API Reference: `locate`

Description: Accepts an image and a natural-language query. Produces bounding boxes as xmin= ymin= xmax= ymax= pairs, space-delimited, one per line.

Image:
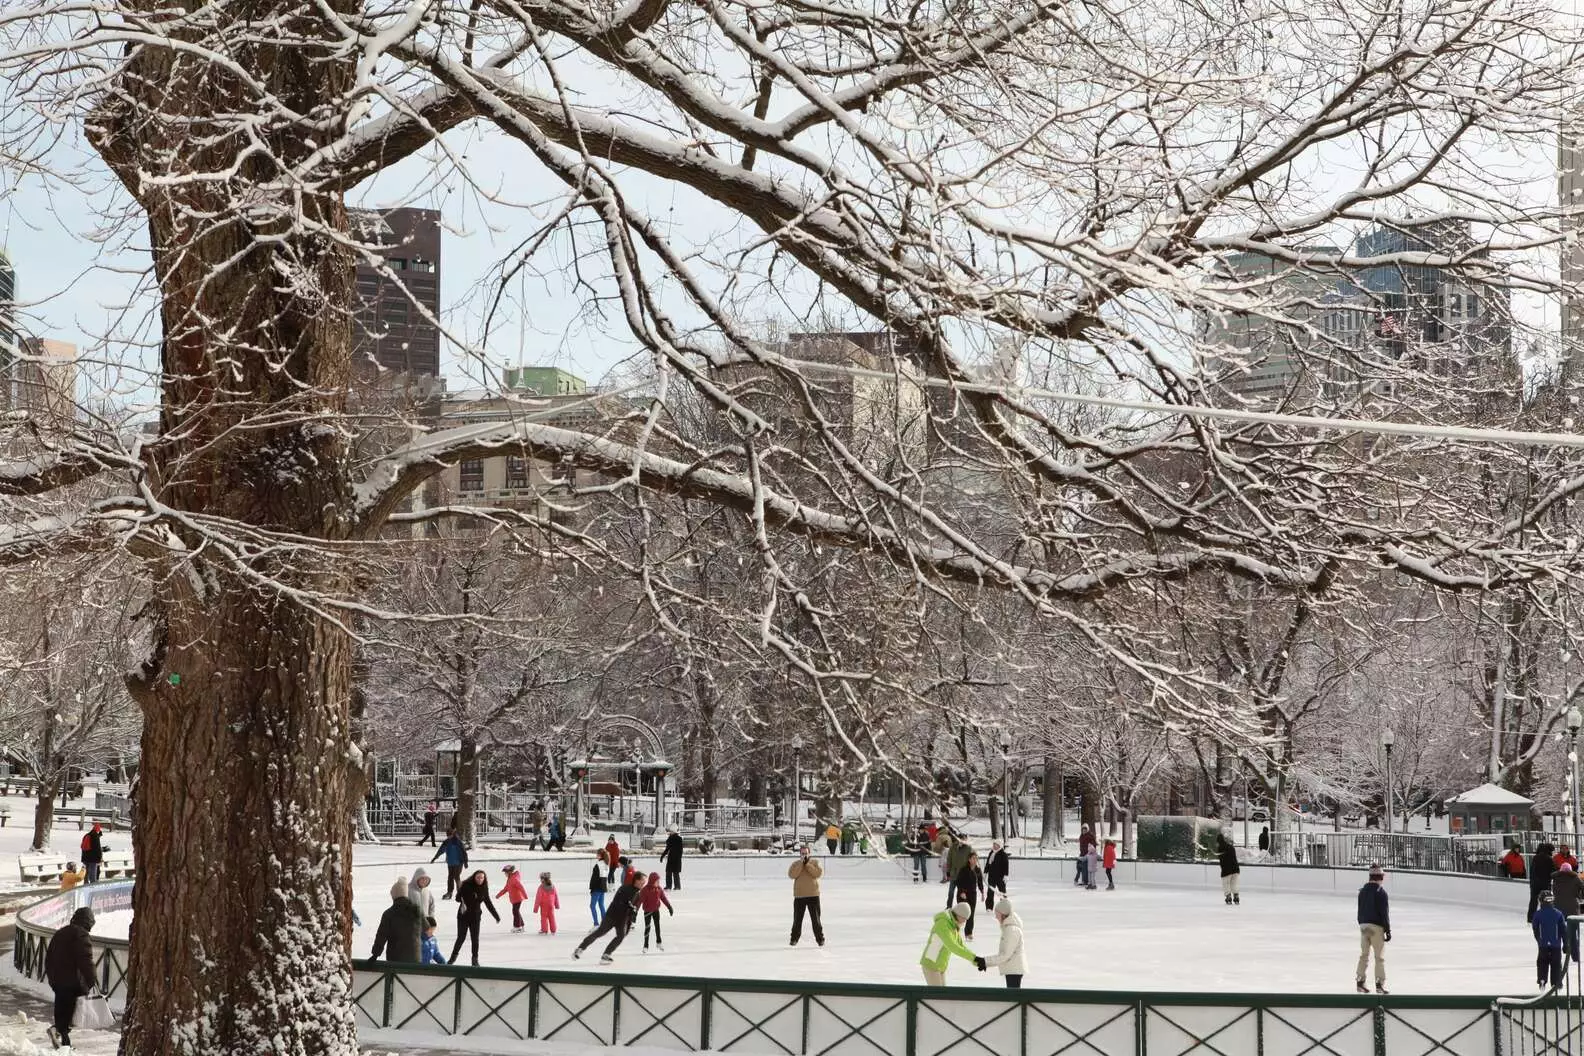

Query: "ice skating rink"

xmin=316 ymin=847 xmax=1539 ymax=995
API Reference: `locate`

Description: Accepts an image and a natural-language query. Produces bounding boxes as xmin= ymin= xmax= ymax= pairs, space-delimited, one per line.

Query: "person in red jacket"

xmin=604 ymin=835 xmax=622 ymax=884
xmin=1558 ymin=845 xmax=1580 ymax=872
xmin=1503 ymin=846 xmax=1528 ymax=879
xmin=640 ymin=872 xmax=675 ymax=951
xmin=533 ymin=871 xmax=560 ymax=934
xmin=1102 ymin=839 xmax=1118 ymax=890
xmin=497 ymin=864 xmax=530 ymax=933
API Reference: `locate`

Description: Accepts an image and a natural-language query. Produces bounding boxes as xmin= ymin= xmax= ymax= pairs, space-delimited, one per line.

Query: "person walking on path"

xmin=1075 ymin=825 xmax=1095 ymax=888
xmin=45 ymin=906 xmax=97 ymax=1050
xmin=1530 ymin=842 xmax=1557 ymax=923
xmin=840 ymin=819 xmax=857 ymax=855
xmin=825 ymin=821 xmax=840 ymax=855
xmin=663 ymin=827 xmax=685 ymax=890
xmin=432 ymin=828 xmax=469 ymax=899
xmin=418 ymin=802 xmax=438 ymax=847
xmin=1102 ymin=840 xmax=1118 ymax=890
xmin=640 ymin=872 xmax=675 ymax=950
xmin=589 ymin=853 xmax=609 ymax=925
xmin=907 ymin=825 xmax=931 ymax=883
xmin=498 ymin=864 xmax=530 ymax=933
xmin=80 ymin=823 xmax=105 ymax=884
xmin=450 ymin=869 xmax=502 ymax=966
xmin=548 ymin=814 xmax=565 ymax=852
xmin=1554 ymin=862 xmax=1582 ymax=965
xmin=575 ymin=872 xmax=642 ymax=963
xmin=408 ymin=867 xmax=437 ymax=927
xmin=1258 ymin=825 xmax=1270 ymax=852
xmin=977 ymin=897 xmax=1028 ymax=988
xmin=534 ymin=871 xmax=560 ymax=934
xmin=788 ymin=843 xmax=826 ymax=947
xmin=954 ymin=851 xmax=986 ymax=939
xmin=919 ymin=902 xmax=977 ymax=985
xmin=1504 ymin=845 xmax=1528 ymax=880
xmin=1219 ymin=835 xmax=1241 ymax=905
xmin=985 ymin=842 xmax=1010 ymax=906
xmin=529 ymin=804 xmax=547 ymax=850
xmin=945 ymin=835 xmax=973 ymax=909
xmin=1536 ymin=891 xmax=1568 ymax=990
xmin=603 ymin=835 xmax=622 ymax=885
xmin=372 ymin=877 xmax=423 ymax=963
xmin=1356 ymin=865 xmax=1391 ymax=994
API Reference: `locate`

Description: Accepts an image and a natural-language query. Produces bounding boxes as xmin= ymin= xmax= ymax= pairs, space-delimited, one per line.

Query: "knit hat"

xmin=950 ymin=902 xmax=972 ymax=921
xmin=503 ymin=864 xmax=517 ymax=874
xmin=1565 ymin=863 xmax=1576 ymax=873
xmin=539 ymin=871 xmax=552 ymax=882
xmin=1368 ymin=866 xmax=1384 ymax=881
xmin=1544 ymin=890 xmax=1557 ymax=903
xmin=994 ymin=897 xmax=1014 ymax=918
xmin=391 ymin=877 xmax=409 ymax=900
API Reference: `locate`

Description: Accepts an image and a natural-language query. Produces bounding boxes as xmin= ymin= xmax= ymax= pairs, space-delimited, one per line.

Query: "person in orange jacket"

xmin=1503 ymin=846 xmax=1528 ymax=880
xmin=497 ymin=864 xmax=530 ymax=933
xmin=1558 ymin=845 xmax=1580 ymax=873
xmin=533 ymin=871 xmax=560 ymax=934
xmin=1102 ymin=839 xmax=1119 ymax=890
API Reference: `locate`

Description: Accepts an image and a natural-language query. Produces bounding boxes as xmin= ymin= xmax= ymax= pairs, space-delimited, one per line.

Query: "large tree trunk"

xmin=455 ymin=736 xmax=480 ymax=844
xmin=32 ymin=772 xmax=59 ymax=854
xmin=1041 ymin=757 xmax=1062 ymax=846
xmin=87 ymin=4 xmax=362 ymax=1049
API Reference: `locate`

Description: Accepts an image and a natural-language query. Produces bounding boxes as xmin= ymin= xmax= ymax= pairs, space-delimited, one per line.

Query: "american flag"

xmin=1376 ymin=313 xmax=1403 ymax=338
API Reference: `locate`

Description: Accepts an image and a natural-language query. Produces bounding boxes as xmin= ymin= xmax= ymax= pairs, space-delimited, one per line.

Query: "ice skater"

xmin=1356 ymin=865 xmax=1390 ymax=994
xmin=575 ymin=872 xmax=642 ymax=963
xmin=1075 ymin=824 xmax=1095 ymax=887
xmin=408 ymin=867 xmax=437 ymax=927
xmin=1555 ymin=862 xmax=1581 ymax=965
xmin=985 ymin=841 xmax=1009 ymax=906
xmin=421 ymin=923 xmax=446 ymax=965
xmin=1084 ymin=842 xmax=1100 ymax=891
xmin=788 ymin=843 xmax=826 ymax=946
xmin=1529 ymin=842 xmax=1557 ymax=923
xmin=418 ymin=802 xmax=438 ymax=847
xmin=908 ymin=824 xmax=931 ymax=883
xmin=603 ymin=835 xmax=622 ymax=884
xmin=535 ymin=871 xmax=560 ymax=934
xmin=498 ymin=864 xmax=530 ymax=933
xmin=589 ymin=852 xmax=609 ymax=925
xmin=1218 ymin=834 xmax=1241 ymax=905
xmin=954 ymin=851 xmax=985 ymax=939
xmin=641 ymin=872 xmax=674 ymax=950
xmin=1103 ymin=839 xmax=1117 ymax=890
xmin=432 ymin=828 xmax=469 ymax=900
xmin=663 ymin=827 xmax=685 ymax=889
xmin=976 ymin=896 xmax=1027 ymax=988
xmin=919 ymin=902 xmax=977 ymax=985
xmin=450 ymin=869 xmax=501 ymax=966
xmin=945 ymin=835 xmax=973 ymax=908
xmin=1536 ymin=891 xmax=1567 ymax=990
xmin=372 ymin=877 xmax=423 ymax=963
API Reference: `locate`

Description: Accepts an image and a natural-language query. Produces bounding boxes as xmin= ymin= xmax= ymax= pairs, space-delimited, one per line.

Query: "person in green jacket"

xmin=920 ymin=903 xmax=978 ymax=984
xmin=945 ymin=835 xmax=974 ymax=908
xmin=841 ymin=820 xmax=857 ymax=855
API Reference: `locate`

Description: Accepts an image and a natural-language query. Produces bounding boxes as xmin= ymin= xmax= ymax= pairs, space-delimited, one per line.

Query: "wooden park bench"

xmin=17 ymin=857 xmax=70 ymax=885
xmin=100 ymin=853 xmax=136 ymax=879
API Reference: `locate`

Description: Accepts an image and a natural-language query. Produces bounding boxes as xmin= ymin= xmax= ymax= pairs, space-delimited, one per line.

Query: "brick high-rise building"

xmin=350 ymin=207 xmax=442 ymax=378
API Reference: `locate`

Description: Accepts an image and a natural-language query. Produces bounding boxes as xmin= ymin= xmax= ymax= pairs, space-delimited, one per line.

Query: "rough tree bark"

xmin=1041 ymin=757 xmax=1062 ymax=846
xmin=85 ymin=3 xmax=363 ymax=1051
xmin=455 ymin=736 xmax=480 ymax=844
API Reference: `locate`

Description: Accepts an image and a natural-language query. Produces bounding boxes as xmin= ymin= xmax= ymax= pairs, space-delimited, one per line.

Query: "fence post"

xmin=528 ymin=980 xmax=539 ymax=1040
xmin=905 ymin=994 xmax=917 ymax=1056
xmin=1135 ymin=998 xmax=1147 ymax=1056
xmin=382 ymin=971 xmax=394 ymax=1029
xmin=700 ymin=988 xmax=712 ymax=1052
xmin=1372 ymin=1003 xmax=1386 ymax=1056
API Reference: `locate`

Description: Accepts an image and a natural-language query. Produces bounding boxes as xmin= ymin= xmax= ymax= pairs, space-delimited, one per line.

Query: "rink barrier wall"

xmin=11 ymin=879 xmax=130 ymax=999
xmin=347 ymin=959 xmax=1548 ymax=1056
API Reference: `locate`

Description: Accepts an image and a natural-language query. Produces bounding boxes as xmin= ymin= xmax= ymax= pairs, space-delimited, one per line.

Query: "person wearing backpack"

xmin=80 ymin=824 xmax=105 ymax=883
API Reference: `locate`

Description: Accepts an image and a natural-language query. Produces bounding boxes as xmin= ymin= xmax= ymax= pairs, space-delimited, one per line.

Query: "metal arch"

xmin=584 ymin=715 xmax=666 ymax=761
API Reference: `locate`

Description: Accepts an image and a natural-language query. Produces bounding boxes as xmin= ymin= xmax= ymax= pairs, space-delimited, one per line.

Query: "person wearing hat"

xmin=371 ymin=875 xmax=423 ymax=963
xmin=45 ymin=906 xmax=98 ymax=1049
xmin=1356 ymin=865 xmax=1391 ymax=994
xmin=920 ymin=902 xmax=978 ymax=985
xmin=1554 ymin=862 xmax=1582 ymax=966
xmin=663 ymin=827 xmax=685 ymax=890
xmin=975 ymin=897 xmax=1028 ymax=988
xmin=984 ymin=841 xmax=1010 ymax=907
xmin=788 ymin=843 xmax=826 ymax=947
xmin=497 ymin=864 xmax=530 ymax=934
xmin=1535 ymin=889 xmax=1568 ymax=989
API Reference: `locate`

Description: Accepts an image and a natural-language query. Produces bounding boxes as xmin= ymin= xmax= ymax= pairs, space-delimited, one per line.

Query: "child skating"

xmin=1084 ymin=844 xmax=1100 ymax=890
xmin=535 ymin=871 xmax=560 ymax=934
xmin=589 ymin=853 xmax=608 ymax=925
xmin=1103 ymin=840 xmax=1117 ymax=890
xmin=640 ymin=871 xmax=675 ymax=951
xmin=421 ymin=924 xmax=446 ymax=965
xmin=498 ymin=864 xmax=530 ymax=933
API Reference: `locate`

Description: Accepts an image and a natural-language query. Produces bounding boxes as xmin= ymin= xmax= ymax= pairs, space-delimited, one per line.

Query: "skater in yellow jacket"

xmin=919 ymin=902 xmax=978 ymax=984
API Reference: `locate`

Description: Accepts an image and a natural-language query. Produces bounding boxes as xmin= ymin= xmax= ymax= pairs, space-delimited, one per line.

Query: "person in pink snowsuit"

xmin=534 ymin=871 xmax=560 ymax=934
xmin=497 ymin=864 xmax=530 ymax=932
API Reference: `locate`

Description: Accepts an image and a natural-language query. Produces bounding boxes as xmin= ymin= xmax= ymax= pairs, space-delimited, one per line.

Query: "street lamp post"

xmin=791 ymin=736 xmax=804 ymax=846
xmin=1000 ymin=734 xmax=1014 ymax=841
xmin=1382 ymin=729 xmax=1395 ymax=837
xmin=1568 ymin=708 xmax=1582 ymax=846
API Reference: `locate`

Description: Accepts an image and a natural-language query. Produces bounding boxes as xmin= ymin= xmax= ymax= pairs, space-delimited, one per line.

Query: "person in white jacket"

xmin=408 ymin=866 xmax=438 ymax=926
xmin=974 ymin=897 xmax=1027 ymax=988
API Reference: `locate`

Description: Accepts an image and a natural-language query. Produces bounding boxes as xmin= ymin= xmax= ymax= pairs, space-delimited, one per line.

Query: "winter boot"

xmin=47 ymin=1027 xmax=61 ymax=1050
xmin=1375 ymin=984 xmax=1389 ymax=995
xmin=1233 ymin=894 xmax=1240 ymax=905
xmin=1225 ymin=894 xmax=1233 ymax=905
xmin=1355 ymin=980 xmax=1368 ymax=994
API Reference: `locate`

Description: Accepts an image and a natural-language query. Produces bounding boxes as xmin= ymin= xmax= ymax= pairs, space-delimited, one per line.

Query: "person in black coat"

xmin=575 ymin=874 xmax=643 ymax=963
xmin=1258 ymin=826 xmax=1270 ymax=852
xmin=985 ymin=842 xmax=1011 ymax=904
xmin=418 ymin=804 xmax=438 ymax=847
xmin=449 ymin=869 xmax=501 ymax=966
xmin=45 ymin=907 xmax=97 ymax=1049
xmin=1530 ymin=842 xmax=1557 ymax=923
xmin=371 ymin=878 xmax=423 ymax=963
xmin=81 ymin=824 xmax=105 ymax=883
xmin=663 ymin=828 xmax=685 ymax=890
xmin=954 ymin=851 xmax=986 ymax=939
xmin=1218 ymin=836 xmax=1241 ymax=905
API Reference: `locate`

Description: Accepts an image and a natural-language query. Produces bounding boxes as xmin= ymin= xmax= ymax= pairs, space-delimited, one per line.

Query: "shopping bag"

xmin=73 ymin=993 xmax=115 ymax=1030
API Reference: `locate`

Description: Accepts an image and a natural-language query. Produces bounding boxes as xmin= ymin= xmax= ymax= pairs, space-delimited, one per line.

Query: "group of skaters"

xmin=373 ymin=829 xmax=688 ymax=967
xmin=417 ymin=803 xmax=567 ymax=852
xmin=1515 ymin=841 xmax=1584 ymax=991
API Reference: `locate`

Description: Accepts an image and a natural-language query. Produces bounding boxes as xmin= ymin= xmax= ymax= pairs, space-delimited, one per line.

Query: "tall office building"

xmin=350 ymin=207 xmax=442 ymax=378
xmin=1198 ymin=249 xmax=1342 ymax=406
